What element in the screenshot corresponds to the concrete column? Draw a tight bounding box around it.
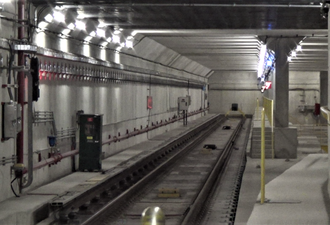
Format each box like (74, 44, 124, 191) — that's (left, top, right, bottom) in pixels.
(320, 71, 328, 125)
(265, 37, 302, 158)
(267, 38, 300, 128)
(327, 10, 330, 198)
(320, 71, 328, 107)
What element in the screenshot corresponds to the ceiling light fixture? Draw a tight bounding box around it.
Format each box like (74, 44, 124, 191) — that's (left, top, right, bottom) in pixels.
(114, 29, 121, 35)
(53, 11, 65, 23)
(84, 36, 93, 42)
(112, 35, 120, 43)
(96, 28, 105, 38)
(38, 21, 48, 29)
(125, 36, 134, 48)
(44, 14, 54, 23)
(90, 31, 96, 37)
(67, 23, 75, 30)
(101, 41, 108, 47)
(61, 28, 71, 36)
(296, 45, 302, 51)
(75, 20, 85, 30)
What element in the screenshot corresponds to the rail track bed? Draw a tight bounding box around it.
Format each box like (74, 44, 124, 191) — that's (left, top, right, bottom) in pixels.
(94, 117, 249, 225)
(46, 115, 251, 225)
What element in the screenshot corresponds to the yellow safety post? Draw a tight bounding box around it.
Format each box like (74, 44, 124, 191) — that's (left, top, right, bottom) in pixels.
(271, 100, 274, 159)
(263, 97, 274, 159)
(256, 98, 259, 119)
(261, 108, 266, 204)
(141, 206, 165, 225)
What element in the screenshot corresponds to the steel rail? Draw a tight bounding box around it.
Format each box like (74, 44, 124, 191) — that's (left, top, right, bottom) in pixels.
(80, 115, 226, 225)
(47, 114, 221, 224)
(181, 118, 244, 224)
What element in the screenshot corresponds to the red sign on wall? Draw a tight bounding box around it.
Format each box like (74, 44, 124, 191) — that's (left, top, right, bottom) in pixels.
(265, 81, 272, 90)
(147, 96, 153, 109)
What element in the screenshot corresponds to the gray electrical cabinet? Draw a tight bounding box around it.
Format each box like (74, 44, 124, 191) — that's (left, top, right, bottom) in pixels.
(2, 101, 22, 140)
(79, 114, 103, 171)
(178, 97, 190, 111)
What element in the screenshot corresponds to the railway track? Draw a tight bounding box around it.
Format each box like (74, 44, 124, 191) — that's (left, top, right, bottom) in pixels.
(45, 114, 228, 224)
(77, 117, 247, 225)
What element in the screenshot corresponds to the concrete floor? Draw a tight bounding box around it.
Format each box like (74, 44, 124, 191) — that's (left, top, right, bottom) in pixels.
(236, 125, 329, 225)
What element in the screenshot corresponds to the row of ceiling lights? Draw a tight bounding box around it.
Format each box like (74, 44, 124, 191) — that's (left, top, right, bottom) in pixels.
(38, 7, 134, 51)
(287, 44, 302, 62)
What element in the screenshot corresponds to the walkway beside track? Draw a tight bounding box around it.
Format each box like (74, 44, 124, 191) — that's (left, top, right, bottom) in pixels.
(236, 125, 329, 225)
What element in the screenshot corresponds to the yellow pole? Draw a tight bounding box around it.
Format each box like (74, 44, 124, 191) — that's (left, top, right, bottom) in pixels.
(261, 108, 265, 204)
(256, 98, 259, 119)
(271, 100, 274, 159)
(257, 98, 259, 119)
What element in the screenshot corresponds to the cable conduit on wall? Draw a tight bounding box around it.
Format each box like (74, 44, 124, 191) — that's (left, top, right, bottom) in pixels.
(61, 3, 321, 8)
(26, 108, 208, 172)
(103, 109, 180, 127)
(102, 108, 208, 146)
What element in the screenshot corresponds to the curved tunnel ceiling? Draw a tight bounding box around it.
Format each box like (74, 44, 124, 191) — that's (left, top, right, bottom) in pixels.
(30, 1, 329, 74)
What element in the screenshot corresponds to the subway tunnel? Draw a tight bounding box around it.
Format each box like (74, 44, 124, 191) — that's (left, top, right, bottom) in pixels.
(0, 1, 329, 224)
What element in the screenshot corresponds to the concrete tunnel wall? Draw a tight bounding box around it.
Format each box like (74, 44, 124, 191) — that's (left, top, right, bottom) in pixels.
(0, 2, 210, 202)
(208, 70, 322, 126)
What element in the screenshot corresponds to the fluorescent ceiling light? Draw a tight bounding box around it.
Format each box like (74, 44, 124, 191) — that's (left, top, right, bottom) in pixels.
(90, 31, 96, 37)
(287, 56, 292, 62)
(112, 35, 120, 43)
(77, 13, 86, 19)
(53, 11, 65, 23)
(38, 21, 48, 29)
(98, 22, 106, 28)
(54, 6, 64, 10)
(44, 14, 54, 23)
(67, 23, 75, 30)
(101, 41, 108, 47)
(296, 45, 302, 51)
(96, 28, 105, 37)
(106, 37, 112, 42)
(84, 36, 93, 42)
(75, 20, 85, 30)
(126, 39, 133, 48)
(61, 29, 71, 35)
(291, 51, 296, 57)
(114, 30, 121, 35)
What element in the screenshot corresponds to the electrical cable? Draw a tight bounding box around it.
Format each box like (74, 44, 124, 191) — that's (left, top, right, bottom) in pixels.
(10, 177, 20, 197)
(7, 41, 14, 101)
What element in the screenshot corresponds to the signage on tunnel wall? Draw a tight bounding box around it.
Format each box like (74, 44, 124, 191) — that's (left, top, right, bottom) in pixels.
(265, 81, 272, 90)
(147, 96, 153, 109)
(261, 81, 272, 93)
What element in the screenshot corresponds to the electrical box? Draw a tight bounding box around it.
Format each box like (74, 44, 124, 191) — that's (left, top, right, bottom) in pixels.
(79, 114, 103, 171)
(2, 101, 22, 139)
(178, 97, 189, 111)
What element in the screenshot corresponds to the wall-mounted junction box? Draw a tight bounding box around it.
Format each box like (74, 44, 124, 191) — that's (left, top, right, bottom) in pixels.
(2, 101, 22, 139)
(178, 97, 189, 111)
